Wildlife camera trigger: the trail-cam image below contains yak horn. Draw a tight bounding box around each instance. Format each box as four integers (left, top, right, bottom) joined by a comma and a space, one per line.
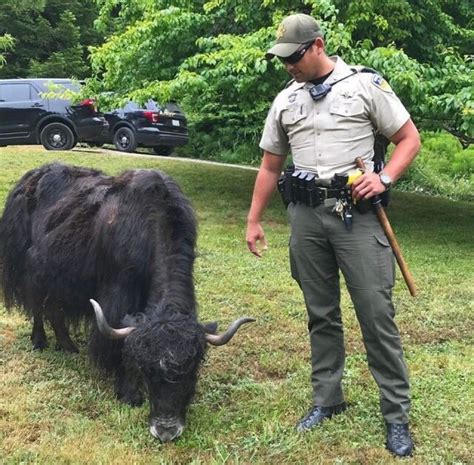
90, 299, 136, 340
205, 317, 255, 346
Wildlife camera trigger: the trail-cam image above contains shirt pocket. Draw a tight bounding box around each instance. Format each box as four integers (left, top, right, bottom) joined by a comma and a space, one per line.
330, 98, 365, 117
281, 104, 307, 127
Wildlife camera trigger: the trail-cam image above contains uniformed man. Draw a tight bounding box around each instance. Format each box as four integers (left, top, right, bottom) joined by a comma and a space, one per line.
246, 13, 420, 457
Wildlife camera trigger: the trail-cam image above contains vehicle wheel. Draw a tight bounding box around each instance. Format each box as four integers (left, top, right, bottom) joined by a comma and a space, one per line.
152, 145, 174, 156
40, 123, 76, 151
113, 127, 138, 152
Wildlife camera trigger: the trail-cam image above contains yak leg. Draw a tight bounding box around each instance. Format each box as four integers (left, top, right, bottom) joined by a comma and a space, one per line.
90, 285, 143, 406
31, 308, 48, 350
90, 327, 143, 407
25, 278, 48, 350
47, 309, 79, 353
114, 365, 144, 407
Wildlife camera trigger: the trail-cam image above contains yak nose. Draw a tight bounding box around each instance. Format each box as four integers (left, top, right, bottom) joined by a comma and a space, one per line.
149, 419, 184, 442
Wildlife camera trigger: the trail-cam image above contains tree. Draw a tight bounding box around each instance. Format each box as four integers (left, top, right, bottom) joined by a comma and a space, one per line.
85, 0, 473, 155
0, 34, 14, 68
0, 0, 102, 78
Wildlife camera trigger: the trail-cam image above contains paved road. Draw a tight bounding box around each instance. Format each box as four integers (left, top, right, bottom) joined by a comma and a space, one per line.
74, 145, 259, 172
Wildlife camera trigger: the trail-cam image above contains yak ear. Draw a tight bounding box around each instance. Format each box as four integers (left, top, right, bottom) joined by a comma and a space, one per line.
201, 321, 218, 335
122, 313, 146, 327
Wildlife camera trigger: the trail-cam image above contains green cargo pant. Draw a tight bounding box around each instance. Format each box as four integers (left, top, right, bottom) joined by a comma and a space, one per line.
288, 201, 410, 423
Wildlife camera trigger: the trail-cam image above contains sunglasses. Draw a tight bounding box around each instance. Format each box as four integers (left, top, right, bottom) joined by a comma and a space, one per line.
279, 41, 314, 65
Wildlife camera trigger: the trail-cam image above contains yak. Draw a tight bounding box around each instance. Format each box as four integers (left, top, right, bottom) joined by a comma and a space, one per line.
0, 162, 254, 442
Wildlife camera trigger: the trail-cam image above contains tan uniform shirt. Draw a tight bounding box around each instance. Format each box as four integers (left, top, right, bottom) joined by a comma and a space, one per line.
259, 56, 410, 178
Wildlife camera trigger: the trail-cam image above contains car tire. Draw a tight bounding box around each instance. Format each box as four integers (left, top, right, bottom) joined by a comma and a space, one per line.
113, 127, 138, 152
152, 145, 174, 156
40, 123, 76, 151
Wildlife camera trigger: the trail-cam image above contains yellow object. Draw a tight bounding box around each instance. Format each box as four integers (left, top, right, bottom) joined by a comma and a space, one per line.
347, 169, 363, 185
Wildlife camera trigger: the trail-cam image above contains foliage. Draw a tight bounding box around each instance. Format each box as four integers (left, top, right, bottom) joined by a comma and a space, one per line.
0, 34, 14, 68
1, 147, 473, 463
0, 0, 472, 167
0, 0, 102, 79
84, 0, 473, 161
396, 132, 474, 200
333, 0, 473, 62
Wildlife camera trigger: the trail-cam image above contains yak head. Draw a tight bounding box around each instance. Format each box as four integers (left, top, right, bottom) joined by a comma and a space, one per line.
90, 299, 254, 442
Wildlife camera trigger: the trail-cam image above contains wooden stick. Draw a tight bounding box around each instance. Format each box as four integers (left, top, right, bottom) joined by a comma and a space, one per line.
355, 157, 417, 297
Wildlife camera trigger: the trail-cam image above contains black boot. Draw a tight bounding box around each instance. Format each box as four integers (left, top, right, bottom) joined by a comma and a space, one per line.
386, 423, 414, 457
296, 402, 347, 432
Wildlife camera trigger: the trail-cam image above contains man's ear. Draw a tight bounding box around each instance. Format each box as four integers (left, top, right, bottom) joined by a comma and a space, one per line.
314, 37, 325, 54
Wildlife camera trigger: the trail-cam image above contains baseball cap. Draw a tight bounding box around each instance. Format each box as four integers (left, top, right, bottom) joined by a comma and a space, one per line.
266, 14, 323, 60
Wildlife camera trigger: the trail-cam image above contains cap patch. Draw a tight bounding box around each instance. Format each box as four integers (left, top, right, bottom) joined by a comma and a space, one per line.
276, 24, 286, 40
372, 74, 392, 93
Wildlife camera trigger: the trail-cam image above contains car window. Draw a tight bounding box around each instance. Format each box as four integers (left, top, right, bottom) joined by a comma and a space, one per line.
51, 81, 80, 92
0, 84, 35, 102
144, 99, 160, 110
123, 102, 140, 111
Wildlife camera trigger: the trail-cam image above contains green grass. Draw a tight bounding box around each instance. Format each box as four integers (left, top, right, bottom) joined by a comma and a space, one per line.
1, 146, 473, 464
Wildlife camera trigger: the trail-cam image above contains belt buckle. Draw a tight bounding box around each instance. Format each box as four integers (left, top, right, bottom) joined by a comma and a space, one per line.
323, 188, 337, 207
320, 187, 328, 201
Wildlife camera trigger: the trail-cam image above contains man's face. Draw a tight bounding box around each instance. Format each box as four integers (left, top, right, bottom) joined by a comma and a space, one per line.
279, 39, 323, 82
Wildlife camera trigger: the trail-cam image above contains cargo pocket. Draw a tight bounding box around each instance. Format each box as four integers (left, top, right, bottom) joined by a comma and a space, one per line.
374, 232, 395, 289
289, 236, 301, 285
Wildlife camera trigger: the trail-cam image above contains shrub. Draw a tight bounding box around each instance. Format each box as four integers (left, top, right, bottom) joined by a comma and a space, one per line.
396, 132, 473, 200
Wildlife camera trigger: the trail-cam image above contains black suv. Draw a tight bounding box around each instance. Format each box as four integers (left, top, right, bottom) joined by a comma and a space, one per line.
0, 78, 108, 150
97, 100, 188, 155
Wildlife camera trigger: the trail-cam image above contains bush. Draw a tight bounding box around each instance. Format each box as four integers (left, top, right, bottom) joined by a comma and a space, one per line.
183, 127, 472, 201
396, 132, 473, 200
185, 122, 262, 166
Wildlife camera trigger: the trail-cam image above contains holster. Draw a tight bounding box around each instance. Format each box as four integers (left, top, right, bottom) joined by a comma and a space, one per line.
277, 165, 295, 207
354, 199, 372, 214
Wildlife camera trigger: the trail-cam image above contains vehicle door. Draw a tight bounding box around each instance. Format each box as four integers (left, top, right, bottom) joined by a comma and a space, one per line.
0, 82, 46, 143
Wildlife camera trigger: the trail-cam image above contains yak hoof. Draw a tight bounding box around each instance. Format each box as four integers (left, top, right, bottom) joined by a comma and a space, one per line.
31, 336, 48, 351
55, 340, 79, 353
118, 390, 144, 407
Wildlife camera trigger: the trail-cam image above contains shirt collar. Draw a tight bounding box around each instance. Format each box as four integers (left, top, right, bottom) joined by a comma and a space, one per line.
326, 56, 353, 82
287, 56, 352, 91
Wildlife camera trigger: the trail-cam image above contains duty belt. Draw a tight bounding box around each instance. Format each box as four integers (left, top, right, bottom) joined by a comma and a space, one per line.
277, 167, 350, 207
277, 166, 374, 231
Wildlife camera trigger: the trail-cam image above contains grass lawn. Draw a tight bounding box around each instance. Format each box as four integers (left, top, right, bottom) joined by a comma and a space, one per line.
1, 146, 473, 464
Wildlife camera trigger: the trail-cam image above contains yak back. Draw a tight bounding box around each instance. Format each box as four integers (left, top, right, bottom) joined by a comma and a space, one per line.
0, 162, 197, 326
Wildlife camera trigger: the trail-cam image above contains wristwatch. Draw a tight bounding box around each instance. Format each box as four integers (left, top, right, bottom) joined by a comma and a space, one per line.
379, 172, 392, 190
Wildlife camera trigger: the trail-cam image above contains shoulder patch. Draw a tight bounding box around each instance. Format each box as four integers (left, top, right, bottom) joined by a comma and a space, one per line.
360, 67, 377, 74
371, 74, 393, 93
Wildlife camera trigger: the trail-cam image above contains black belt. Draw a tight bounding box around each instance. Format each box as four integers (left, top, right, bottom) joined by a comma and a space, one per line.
277, 167, 350, 207
312, 186, 349, 202
297, 186, 350, 207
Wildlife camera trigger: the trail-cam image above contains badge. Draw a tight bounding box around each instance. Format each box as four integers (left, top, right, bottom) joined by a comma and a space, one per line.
276, 24, 286, 40
372, 74, 393, 93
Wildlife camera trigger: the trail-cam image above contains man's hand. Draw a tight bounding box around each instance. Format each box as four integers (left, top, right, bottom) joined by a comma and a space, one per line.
245, 151, 286, 258
246, 221, 268, 258
351, 171, 386, 201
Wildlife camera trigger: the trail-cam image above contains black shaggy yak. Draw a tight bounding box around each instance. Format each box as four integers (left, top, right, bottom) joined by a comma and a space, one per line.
0, 162, 254, 442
